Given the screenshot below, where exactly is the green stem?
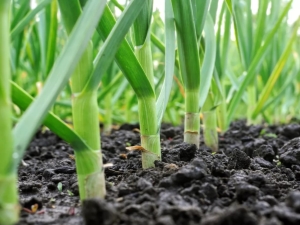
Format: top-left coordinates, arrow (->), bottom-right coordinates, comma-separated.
135,41 -> 155,89
74,149 -> 105,199
216,82 -> 228,133
184,90 -> 200,148
132,0 -> 161,168
0,176 -> 19,225
0,1 -> 19,224
136,41 -> 161,168
45,0 -> 58,74
203,110 -> 219,152
202,91 -> 218,151
102,62 -> 114,135
71,44 -> 105,198
72,91 -> 105,199
103,91 -> 112,135
216,100 -> 227,133
58,0 -> 106,199
125,90 -> 132,122
138,97 -> 161,168
247,84 -> 256,124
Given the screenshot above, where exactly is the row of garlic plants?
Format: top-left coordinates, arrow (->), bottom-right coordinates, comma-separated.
1,0 -> 299,224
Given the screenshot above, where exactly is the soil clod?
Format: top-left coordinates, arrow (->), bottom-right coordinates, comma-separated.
18,121 -> 300,224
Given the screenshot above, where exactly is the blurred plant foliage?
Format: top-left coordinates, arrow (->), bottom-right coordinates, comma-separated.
10,0 -> 300,127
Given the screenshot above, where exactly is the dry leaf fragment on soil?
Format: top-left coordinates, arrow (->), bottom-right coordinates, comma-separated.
22,204 -> 39,214
164,163 -> 179,171
133,128 -> 140,133
31,204 -> 39,213
126,146 -> 146,152
126,145 -> 158,155
119,154 -> 127,159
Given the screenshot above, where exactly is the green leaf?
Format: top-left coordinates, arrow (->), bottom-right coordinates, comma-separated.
11,0 -> 52,40
11,81 -> 90,151
209,0 -> 219,23
199,14 -> 216,109
97,71 -> 123,102
96,4 -> 155,99
45,0 -> 58,74
57,182 -> 63,192
230,0 -> 253,69
191,0 -> 210,39
252,19 -> 300,118
83,0 -> 147,93
150,33 -> 180,69
252,0 -> 269,55
110,0 -> 124,11
132,0 -> 153,46
57,0 -> 82,35
67,190 -> 74,196
11,0 -> 30,30
36,0 -> 59,79
227,0 -> 293,124
171,0 -> 201,92
215,1 -> 231,79
261,64 -> 298,114
112,79 -> 128,105
156,0 -> 175,125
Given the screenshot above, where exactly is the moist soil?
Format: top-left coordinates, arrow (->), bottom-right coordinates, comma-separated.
17,120 -> 300,225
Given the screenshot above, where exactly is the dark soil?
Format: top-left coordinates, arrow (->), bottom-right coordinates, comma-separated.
17,120 -> 300,225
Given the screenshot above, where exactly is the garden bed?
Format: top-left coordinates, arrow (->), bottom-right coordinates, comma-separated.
18,120 -> 300,225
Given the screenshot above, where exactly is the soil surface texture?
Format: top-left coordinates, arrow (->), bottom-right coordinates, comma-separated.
17,120 -> 300,225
